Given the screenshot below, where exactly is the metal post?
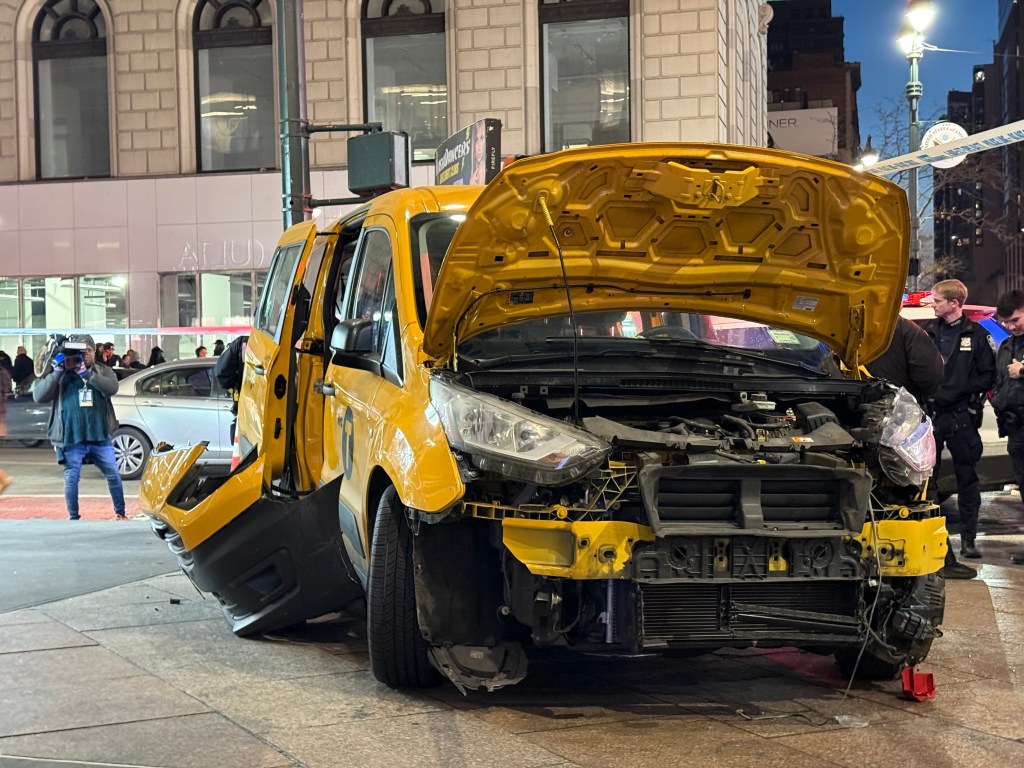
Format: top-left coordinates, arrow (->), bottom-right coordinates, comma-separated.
277,0 -> 310,229
906,48 -> 923,291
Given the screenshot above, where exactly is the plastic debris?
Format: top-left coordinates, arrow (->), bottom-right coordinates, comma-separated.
901,666 -> 936,701
833,715 -> 870,728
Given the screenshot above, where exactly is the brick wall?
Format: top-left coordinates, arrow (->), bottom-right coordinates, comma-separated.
0,0 -> 769,184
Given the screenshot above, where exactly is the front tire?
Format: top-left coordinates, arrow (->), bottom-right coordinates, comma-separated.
836,572 -> 944,680
112,426 -> 152,480
367,484 -> 440,688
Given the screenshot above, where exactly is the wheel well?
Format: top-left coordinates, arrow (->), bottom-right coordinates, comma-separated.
365,466 -> 394,541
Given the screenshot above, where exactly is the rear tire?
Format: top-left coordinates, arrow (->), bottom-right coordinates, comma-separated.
367,484 -> 441,688
112,426 -> 152,480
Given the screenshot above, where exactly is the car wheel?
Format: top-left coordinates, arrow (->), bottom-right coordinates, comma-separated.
835,572 -> 944,680
112,427 -> 152,481
18,440 -> 44,448
367,484 -> 441,689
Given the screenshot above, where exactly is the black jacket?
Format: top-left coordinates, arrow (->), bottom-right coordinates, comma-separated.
919,316 -> 996,411
866,316 -> 943,403
213,336 -> 248,392
990,333 -> 1024,417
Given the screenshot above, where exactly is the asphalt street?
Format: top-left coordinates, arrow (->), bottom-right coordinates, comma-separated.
0,442 -> 176,613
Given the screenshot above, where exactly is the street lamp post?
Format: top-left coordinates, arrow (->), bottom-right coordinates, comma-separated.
899,1 -> 935,292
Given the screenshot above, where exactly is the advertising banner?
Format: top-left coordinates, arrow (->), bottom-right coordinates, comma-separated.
767,107 -> 838,158
434,119 -> 502,186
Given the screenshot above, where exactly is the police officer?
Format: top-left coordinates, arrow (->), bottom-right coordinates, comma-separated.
990,288 -> 1024,565
919,279 -> 996,559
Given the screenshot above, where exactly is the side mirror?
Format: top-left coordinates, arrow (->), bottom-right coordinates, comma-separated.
331,318 -> 374,357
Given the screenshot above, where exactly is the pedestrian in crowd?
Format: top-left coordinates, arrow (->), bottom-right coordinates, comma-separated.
867,315 -> 978,579
196,345 -> 208,358
919,279 -> 996,560
12,345 -> 35,395
32,335 -> 126,521
122,349 -> 145,370
0,350 -> 12,375
100,342 -> 123,368
146,347 -> 166,367
0,362 -> 12,493
213,335 -> 248,442
212,339 -> 225,356
990,288 -> 1024,565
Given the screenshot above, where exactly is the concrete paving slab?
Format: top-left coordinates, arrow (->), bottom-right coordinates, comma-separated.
0,713 -> 295,768
0,619 -> 95,655
776,716 -> 1024,768
193,669 -> 445,733
0,675 -> 209,738
519,714 -> 835,768
0,645 -> 145,691
0,609 -> 53,627
264,709 -> 567,768
88,618 -> 363,690
37,582 -> 223,631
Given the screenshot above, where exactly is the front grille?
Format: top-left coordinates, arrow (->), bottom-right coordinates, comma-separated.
639,463 -> 870,534
639,580 -> 860,646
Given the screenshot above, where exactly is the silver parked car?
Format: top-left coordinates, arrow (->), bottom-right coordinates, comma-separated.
111,359 -> 232,480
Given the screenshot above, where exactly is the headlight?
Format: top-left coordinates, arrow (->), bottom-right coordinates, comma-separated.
878,387 -> 936,486
429,378 -> 611,485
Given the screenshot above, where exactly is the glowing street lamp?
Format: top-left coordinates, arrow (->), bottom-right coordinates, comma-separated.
898,0 -> 935,291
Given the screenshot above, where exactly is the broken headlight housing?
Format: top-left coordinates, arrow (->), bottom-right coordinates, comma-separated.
878,387 -> 936,487
429,378 -> 610,485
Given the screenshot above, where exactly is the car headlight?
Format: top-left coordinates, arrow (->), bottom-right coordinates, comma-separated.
429,377 -> 611,485
878,387 -> 936,486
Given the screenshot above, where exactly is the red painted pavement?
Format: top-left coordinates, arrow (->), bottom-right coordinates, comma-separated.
0,495 -> 144,520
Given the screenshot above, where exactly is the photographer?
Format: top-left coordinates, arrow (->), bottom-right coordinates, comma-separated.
33,334 -> 126,521
992,289 -> 1024,564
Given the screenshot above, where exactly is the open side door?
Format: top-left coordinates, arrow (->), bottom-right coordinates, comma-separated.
236,220 -> 320,491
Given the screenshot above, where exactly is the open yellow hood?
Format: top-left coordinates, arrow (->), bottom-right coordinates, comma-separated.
422,143 -> 909,368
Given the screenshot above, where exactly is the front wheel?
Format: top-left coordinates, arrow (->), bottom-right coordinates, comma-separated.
367,484 -> 440,689
112,426 -> 152,480
836,572 -> 944,680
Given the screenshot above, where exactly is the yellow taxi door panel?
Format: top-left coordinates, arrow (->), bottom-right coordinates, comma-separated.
324,367 -> 384,573
236,220 -> 318,487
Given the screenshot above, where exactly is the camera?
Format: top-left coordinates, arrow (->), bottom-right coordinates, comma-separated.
33,334 -> 93,377
62,341 -> 88,370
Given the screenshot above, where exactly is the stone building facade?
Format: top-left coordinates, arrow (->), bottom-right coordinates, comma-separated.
0,0 -> 770,356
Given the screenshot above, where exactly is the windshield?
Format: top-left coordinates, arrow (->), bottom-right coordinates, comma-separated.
456,310 -> 838,375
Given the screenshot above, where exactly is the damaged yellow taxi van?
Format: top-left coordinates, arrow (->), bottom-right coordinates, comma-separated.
140,143 -> 947,692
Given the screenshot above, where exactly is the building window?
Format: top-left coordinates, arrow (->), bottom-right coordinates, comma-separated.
78,275 -> 127,330
32,0 -> 110,180
541,0 -> 630,151
194,0 -> 276,172
362,1 -> 447,163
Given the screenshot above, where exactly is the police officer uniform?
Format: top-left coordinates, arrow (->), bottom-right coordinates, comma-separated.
991,332 -> 1024,502
919,315 -> 996,557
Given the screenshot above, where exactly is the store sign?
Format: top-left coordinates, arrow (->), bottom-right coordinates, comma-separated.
434,119 -> 502,186
767,107 -> 838,158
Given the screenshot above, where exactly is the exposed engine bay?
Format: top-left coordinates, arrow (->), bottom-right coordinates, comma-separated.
417,368 -> 945,691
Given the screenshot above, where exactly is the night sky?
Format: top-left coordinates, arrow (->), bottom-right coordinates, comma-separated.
829,0 -> 998,156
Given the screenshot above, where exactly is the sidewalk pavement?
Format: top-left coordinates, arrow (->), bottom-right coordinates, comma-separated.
3,566 -> 1024,766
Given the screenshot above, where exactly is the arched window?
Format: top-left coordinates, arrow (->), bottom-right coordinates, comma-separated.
362,1 -> 447,162
194,0 -> 275,172
539,0 -> 630,151
32,0 -> 110,179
